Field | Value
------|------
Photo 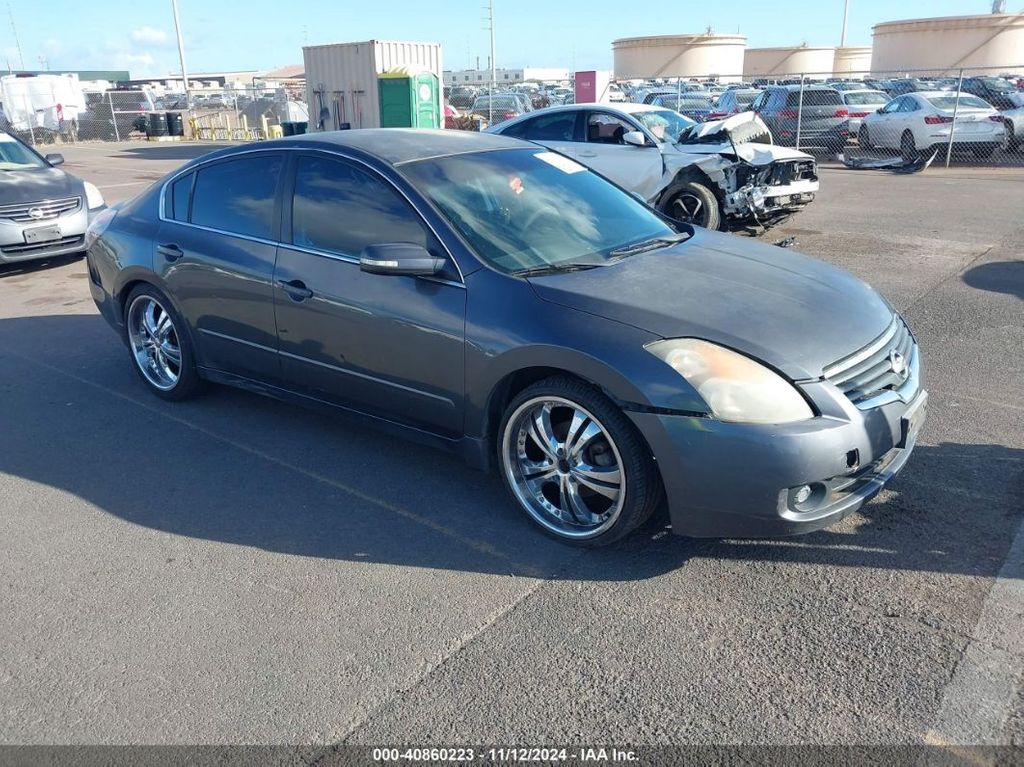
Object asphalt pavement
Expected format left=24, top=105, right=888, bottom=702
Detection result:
left=1, top=141, right=1022, bottom=747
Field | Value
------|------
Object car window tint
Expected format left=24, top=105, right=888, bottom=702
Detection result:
left=521, top=112, right=577, bottom=141
left=191, top=155, right=282, bottom=238
left=586, top=113, right=633, bottom=144
left=291, top=155, right=427, bottom=256
left=170, top=172, right=192, bottom=222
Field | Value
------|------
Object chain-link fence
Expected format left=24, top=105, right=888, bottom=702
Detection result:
left=613, top=64, right=1024, bottom=168
left=0, top=82, right=309, bottom=145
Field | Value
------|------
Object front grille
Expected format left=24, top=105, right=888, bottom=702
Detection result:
left=1, top=235, right=85, bottom=255
left=0, top=196, right=82, bottom=223
left=823, top=316, right=916, bottom=405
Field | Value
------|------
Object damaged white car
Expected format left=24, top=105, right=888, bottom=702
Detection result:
left=489, top=103, right=819, bottom=231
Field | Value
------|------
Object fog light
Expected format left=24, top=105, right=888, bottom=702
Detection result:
left=794, top=485, right=813, bottom=504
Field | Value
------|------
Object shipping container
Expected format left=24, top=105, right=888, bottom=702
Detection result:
left=303, top=40, right=444, bottom=131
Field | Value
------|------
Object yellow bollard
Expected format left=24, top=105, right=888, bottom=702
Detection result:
left=260, top=115, right=269, bottom=140
left=269, top=125, right=284, bottom=139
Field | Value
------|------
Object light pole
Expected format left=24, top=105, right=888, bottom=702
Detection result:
left=840, top=0, right=850, bottom=47
left=488, top=0, right=496, bottom=125
left=171, top=0, right=191, bottom=108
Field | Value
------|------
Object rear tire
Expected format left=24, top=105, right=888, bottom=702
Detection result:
left=1006, top=121, right=1019, bottom=153
left=123, top=284, right=201, bottom=401
left=858, top=124, right=872, bottom=150
left=497, top=376, right=662, bottom=547
left=658, top=179, right=722, bottom=231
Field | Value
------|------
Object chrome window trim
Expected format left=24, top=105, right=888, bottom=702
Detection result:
left=157, top=144, right=465, bottom=285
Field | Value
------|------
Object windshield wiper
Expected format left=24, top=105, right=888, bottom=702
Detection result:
left=608, top=233, right=690, bottom=259
left=514, top=261, right=607, bottom=277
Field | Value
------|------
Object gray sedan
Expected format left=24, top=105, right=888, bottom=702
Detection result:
left=0, top=132, right=105, bottom=265
left=87, top=130, right=926, bottom=546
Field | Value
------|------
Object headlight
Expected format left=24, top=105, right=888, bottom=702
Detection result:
left=83, top=182, right=105, bottom=210
left=646, top=338, right=813, bottom=424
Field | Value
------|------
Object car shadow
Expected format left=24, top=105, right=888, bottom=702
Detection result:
left=1, top=313, right=1021, bottom=582
left=0, top=253, right=83, bottom=279
left=962, top=260, right=1024, bottom=300
left=117, top=143, right=236, bottom=162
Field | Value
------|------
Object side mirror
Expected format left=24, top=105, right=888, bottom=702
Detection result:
left=622, top=130, right=650, bottom=147
left=359, top=243, right=444, bottom=277
left=45, top=153, right=65, bottom=166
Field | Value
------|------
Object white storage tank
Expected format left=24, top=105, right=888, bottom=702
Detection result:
left=833, top=46, right=872, bottom=77
left=612, top=33, right=746, bottom=82
left=871, top=14, right=1024, bottom=72
left=743, top=46, right=836, bottom=79
left=303, top=40, right=443, bottom=130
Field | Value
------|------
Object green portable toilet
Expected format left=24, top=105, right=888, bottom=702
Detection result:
left=378, top=68, right=440, bottom=129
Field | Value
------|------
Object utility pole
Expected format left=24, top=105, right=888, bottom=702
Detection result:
left=7, top=4, right=24, bottom=70
left=840, top=0, right=850, bottom=47
left=171, top=0, right=191, bottom=108
left=483, top=0, right=496, bottom=124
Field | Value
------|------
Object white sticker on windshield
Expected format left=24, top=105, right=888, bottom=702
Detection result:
left=534, top=151, right=586, bottom=174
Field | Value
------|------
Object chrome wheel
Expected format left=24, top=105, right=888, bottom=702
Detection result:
left=127, top=295, right=181, bottom=391
left=502, top=396, right=625, bottom=539
left=670, top=192, right=705, bottom=224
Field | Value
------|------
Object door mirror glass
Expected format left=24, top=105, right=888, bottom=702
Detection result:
left=360, top=243, right=444, bottom=277
left=622, top=130, right=649, bottom=147
left=45, top=153, right=65, bottom=166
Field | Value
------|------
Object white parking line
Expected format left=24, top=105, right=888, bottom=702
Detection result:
left=926, top=513, right=1024, bottom=745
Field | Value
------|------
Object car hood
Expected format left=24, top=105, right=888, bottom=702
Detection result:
left=0, top=167, right=83, bottom=205
left=673, top=112, right=814, bottom=165
left=527, top=228, right=893, bottom=380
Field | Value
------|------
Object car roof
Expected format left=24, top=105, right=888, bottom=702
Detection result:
left=206, top=129, right=529, bottom=167
left=842, top=89, right=888, bottom=96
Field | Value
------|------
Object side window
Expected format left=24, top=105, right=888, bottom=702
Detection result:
left=291, top=155, right=428, bottom=257
left=191, top=154, right=282, bottom=239
left=500, top=118, right=532, bottom=139
left=901, top=98, right=919, bottom=113
left=169, top=172, right=193, bottom=222
left=879, top=98, right=900, bottom=114
left=586, top=113, right=633, bottom=144
left=523, top=112, right=577, bottom=142
left=750, top=92, right=767, bottom=112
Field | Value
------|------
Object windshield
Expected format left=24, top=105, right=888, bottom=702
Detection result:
left=0, top=137, right=47, bottom=171
left=472, top=97, right=518, bottom=111
left=631, top=108, right=696, bottom=142
left=402, top=149, right=677, bottom=274
left=978, top=77, right=1016, bottom=92
left=658, top=96, right=712, bottom=110
left=928, top=94, right=992, bottom=111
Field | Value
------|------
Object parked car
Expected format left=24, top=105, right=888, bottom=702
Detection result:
left=489, top=104, right=818, bottom=231
left=960, top=76, right=1021, bottom=111
left=650, top=94, right=714, bottom=122
left=858, top=91, right=1006, bottom=159
left=469, top=95, right=526, bottom=125
left=841, top=89, right=890, bottom=136
left=0, top=131, right=105, bottom=265
left=880, top=78, right=930, bottom=97
left=749, top=85, right=849, bottom=150
left=707, top=88, right=760, bottom=120
left=86, top=129, right=925, bottom=545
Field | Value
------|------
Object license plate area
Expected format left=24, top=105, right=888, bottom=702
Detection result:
left=24, top=224, right=62, bottom=244
left=898, top=391, right=928, bottom=449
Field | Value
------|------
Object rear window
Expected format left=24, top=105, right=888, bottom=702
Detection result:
left=733, top=91, right=758, bottom=105
left=927, top=95, right=992, bottom=111
left=786, top=90, right=843, bottom=107
left=844, top=91, right=889, bottom=105
left=169, top=172, right=193, bottom=222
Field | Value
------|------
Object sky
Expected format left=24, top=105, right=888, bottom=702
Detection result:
left=3, top=0, right=1010, bottom=78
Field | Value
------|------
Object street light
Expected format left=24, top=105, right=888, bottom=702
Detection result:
left=171, top=0, right=191, bottom=109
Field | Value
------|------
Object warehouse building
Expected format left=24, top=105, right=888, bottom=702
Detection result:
left=443, top=67, right=569, bottom=86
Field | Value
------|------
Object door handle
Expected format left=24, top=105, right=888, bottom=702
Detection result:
left=578, top=151, right=598, bottom=158
left=157, top=243, right=183, bottom=262
left=277, top=279, right=314, bottom=301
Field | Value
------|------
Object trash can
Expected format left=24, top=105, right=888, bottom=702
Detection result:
left=293, top=121, right=308, bottom=135
left=281, top=121, right=296, bottom=136
left=165, top=112, right=184, bottom=136
left=145, top=112, right=168, bottom=137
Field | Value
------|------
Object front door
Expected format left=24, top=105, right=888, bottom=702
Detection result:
left=273, top=153, right=466, bottom=436
left=155, top=152, right=284, bottom=381
left=577, top=111, right=665, bottom=201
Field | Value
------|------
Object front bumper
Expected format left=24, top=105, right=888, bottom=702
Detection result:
left=0, top=206, right=90, bottom=264
left=628, top=385, right=927, bottom=538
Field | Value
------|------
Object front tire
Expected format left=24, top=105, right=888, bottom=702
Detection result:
left=900, top=130, right=918, bottom=162
left=124, top=284, right=200, bottom=400
left=497, top=377, right=662, bottom=546
left=858, top=124, right=872, bottom=150
left=658, top=179, right=722, bottom=230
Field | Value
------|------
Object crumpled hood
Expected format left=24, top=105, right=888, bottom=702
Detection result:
left=528, top=228, right=893, bottom=380
left=0, top=167, right=84, bottom=205
left=674, top=112, right=814, bottom=166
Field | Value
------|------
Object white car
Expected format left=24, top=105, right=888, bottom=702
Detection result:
left=999, top=90, right=1024, bottom=152
left=841, top=89, right=890, bottom=135
left=488, top=103, right=819, bottom=231
left=858, top=91, right=1006, bottom=159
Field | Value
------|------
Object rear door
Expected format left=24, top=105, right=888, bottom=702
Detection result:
left=869, top=96, right=905, bottom=147
left=155, top=151, right=284, bottom=381
left=500, top=111, right=581, bottom=158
